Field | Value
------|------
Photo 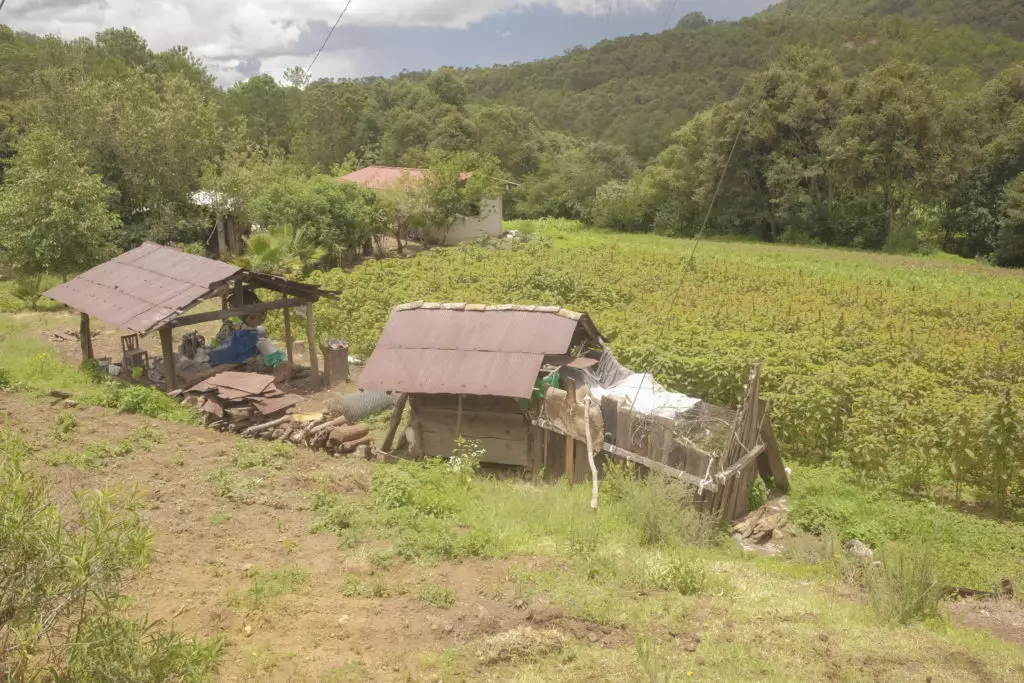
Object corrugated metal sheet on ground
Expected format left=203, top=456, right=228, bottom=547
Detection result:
left=359, top=349, right=544, bottom=399
left=44, top=242, right=241, bottom=334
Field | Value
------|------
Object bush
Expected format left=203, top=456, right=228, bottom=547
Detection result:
left=418, top=584, right=457, bottom=609
left=867, top=545, right=944, bottom=624
left=0, top=426, right=222, bottom=680
left=748, top=477, right=769, bottom=511
left=634, top=553, right=706, bottom=595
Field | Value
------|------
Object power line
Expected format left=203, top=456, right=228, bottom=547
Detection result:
left=0, top=0, right=7, bottom=16
left=661, top=0, right=680, bottom=30
left=603, top=0, right=615, bottom=39
left=305, top=0, right=355, bottom=80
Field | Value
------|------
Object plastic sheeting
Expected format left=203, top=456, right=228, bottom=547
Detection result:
left=562, top=349, right=703, bottom=419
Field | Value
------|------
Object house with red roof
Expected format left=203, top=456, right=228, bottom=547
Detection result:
left=339, top=165, right=504, bottom=245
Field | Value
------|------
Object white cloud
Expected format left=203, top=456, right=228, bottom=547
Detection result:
left=5, top=0, right=661, bottom=84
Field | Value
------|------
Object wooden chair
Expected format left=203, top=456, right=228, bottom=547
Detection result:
left=121, top=334, right=149, bottom=372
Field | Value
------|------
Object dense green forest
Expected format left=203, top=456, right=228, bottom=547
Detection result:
left=4, top=0, right=1024, bottom=288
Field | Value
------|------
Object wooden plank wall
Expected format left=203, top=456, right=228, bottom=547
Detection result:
left=410, top=394, right=535, bottom=468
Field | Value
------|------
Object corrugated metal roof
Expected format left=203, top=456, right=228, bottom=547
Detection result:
left=44, top=242, right=242, bottom=334
left=339, top=166, right=470, bottom=191
left=358, top=302, right=601, bottom=398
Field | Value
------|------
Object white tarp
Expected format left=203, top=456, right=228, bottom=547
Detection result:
left=588, top=372, right=703, bottom=418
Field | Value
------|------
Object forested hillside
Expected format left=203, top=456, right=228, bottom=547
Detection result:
left=4, top=0, right=1024, bottom=287
left=463, top=14, right=1024, bottom=159
left=768, top=0, right=1024, bottom=40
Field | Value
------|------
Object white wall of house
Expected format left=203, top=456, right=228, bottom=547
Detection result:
left=443, top=196, right=504, bottom=244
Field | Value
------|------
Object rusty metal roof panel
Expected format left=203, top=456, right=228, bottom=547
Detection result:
left=359, top=349, right=543, bottom=399
left=358, top=303, right=602, bottom=397
left=377, top=308, right=580, bottom=354
left=44, top=242, right=242, bottom=334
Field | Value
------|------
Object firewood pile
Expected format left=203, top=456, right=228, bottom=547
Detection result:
left=175, top=371, right=373, bottom=456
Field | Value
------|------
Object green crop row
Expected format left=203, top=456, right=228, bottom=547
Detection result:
left=309, top=221, right=1024, bottom=512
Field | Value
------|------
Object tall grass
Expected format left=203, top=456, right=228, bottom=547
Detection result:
left=867, top=545, right=944, bottom=624
left=0, top=317, right=198, bottom=424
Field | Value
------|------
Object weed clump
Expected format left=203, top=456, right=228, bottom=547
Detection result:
left=634, top=553, right=706, bottom=596
left=418, top=584, right=456, bottom=609
left=477, top=627, right=565, bottom=665
left=867, top=545, right=944, bottom=624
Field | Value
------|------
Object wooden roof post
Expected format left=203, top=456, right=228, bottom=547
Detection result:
left=305, top=302, right=320, bottom=384
left=160, top=326, right=176, bottom=392
left=79, top=313, right=94, bottom=363
left=283, top=305, right=294, bottom=365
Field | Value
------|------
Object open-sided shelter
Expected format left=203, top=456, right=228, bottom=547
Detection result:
left=44, top=242, right=336, bottom=391
left=362, top=301, right=789, bottom=520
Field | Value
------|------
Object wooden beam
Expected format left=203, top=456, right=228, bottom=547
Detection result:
left=79, top=313, right=93, bottom=362
left=381, top=394, right=408, bottom=453
left=160, top=327, right=176, bottom=392
left=232, top=280, right=245, bottom=308
left=283, top=305, right=294, bottom=364
left=532, top=416, right=719, bottom=492
left=170, top=298, right=308, bottom=328
left=305, top=302, right=319, bottom=384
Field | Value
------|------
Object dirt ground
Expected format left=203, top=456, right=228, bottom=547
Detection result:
left=0, top=392, right=626, bottom=681
left=4, top=383, right=1024, bottom=681
left=37, top=308, right=362, bottom=416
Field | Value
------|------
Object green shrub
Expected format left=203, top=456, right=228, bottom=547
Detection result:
left=0, top=425, right=221, bottom=680
left=634, top=554, right=706, bottom=596
left=748, top=477, right=769, bottom=511
left=98, top=384, right=198, bottom=423
left=310, top=492, right=358, bottom=537
left=867, top=545, right=944, bottom=624
left=418, top=584, right=457, bottom=609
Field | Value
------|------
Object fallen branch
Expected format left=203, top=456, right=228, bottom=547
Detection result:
left=241, top=416, right=292, bottom=438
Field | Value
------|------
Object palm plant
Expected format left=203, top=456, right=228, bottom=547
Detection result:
left=235, top=224, right=326, bottom=278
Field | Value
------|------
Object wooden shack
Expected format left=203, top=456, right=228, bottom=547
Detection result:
left=362, top=301, right=789, bottom=520
left=359, top=302, right=603, bottom=470
left=43, top=242, right=336, bottom=391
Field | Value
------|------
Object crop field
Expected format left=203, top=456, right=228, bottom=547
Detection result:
left=313, top=220, right=1024, bottom=509
left=3, top=225, right=1024, bottom=680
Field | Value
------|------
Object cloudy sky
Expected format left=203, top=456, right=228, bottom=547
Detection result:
left=3, top=0, right=777, bottom=85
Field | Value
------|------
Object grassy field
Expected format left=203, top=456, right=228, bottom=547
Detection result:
left=3, top=226, right=1024, bottom=679
left=1, top=392, right=1022, bottom=681
left=311, top=220, right=1024, bottom=507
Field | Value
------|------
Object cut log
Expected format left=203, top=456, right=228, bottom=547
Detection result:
left=341, top=435, right=373, bottom=453
left=241, top=416, right=292, bottom=438
left=329, top=424, right=370, bottom=444
left=311, top=415, right=348, bottom=435
left=49, top=390, right=72, bottom=400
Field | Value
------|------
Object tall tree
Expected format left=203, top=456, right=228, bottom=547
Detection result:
left=0, top=128, right=119, bottom=283
left=827, top=62, right=947, bottom=248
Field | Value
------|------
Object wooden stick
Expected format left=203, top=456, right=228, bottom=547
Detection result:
left=160, top=327, right=176, bottom=392
left=532, top=416, right=718, bottom=492
left=305, top=302, right=319, bottom=384
left=381, top=394, right=408, bottom=452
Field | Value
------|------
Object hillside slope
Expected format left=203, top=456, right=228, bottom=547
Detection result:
left=463, top=12, right=1024, bottom=158
left=770, top=0, right=1024, bottom=40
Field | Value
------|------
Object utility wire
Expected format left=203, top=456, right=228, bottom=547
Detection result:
left=0, top=0, right=7, bottom=16
left=305, top=0, right=355, bottom=80
left=661, top=0, right=680, bottom=30
left=687, top=2, right=795, bottom=264
left=603, top=0, right=615, bottom=39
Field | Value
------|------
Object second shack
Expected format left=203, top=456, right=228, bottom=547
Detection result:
left=359, top=302, right=603, bottom=469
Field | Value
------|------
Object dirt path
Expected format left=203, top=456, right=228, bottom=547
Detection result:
left=0, top=393, right=607, bottom=680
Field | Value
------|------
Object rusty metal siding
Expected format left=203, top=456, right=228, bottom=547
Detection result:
left=44, top=242, right=242, bottom=334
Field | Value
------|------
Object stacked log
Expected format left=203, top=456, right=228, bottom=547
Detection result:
left=176, top=370, right=373, bottom=457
